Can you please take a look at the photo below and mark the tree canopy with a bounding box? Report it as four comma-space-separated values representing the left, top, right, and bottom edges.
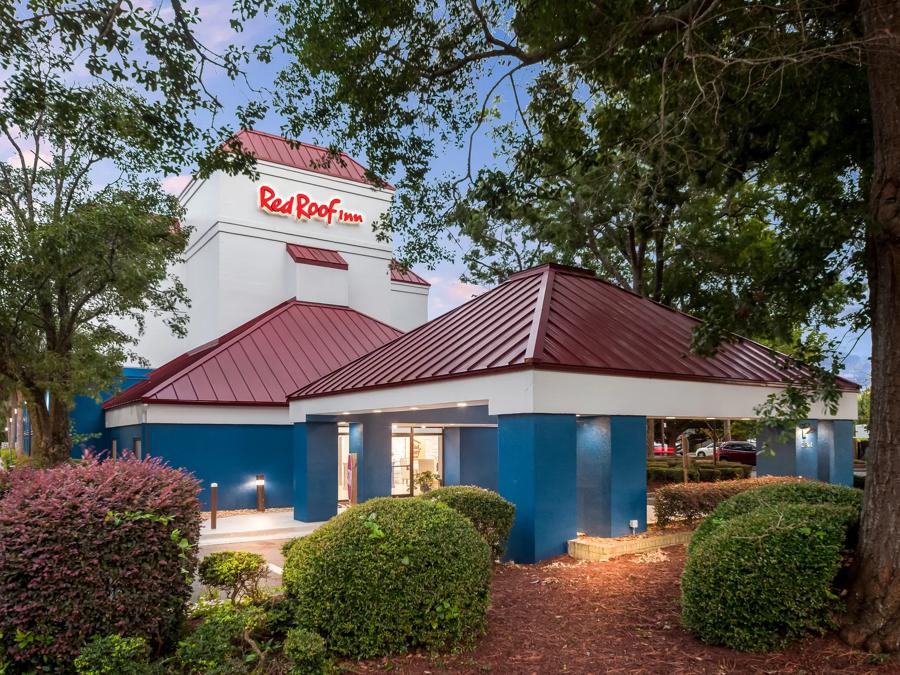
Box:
0, 1, 263, 465
239, 0, 900, 650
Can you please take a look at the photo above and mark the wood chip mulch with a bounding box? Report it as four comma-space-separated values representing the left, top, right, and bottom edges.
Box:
348, 546, 900, 674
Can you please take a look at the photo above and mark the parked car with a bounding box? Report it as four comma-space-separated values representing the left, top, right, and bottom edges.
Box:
691, 441, 714, 459
653, 442, 677, 456
718, 440, 758, 466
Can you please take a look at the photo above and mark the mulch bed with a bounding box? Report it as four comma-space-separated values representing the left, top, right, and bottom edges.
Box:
347, 546, 899, 674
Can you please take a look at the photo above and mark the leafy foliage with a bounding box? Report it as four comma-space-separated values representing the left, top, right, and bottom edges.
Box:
689, 481, 863, 553
654, 476, 802, 526
0, 1, 263, 464
282, 627, 332, 675
176, 601, 267, 675
421, 485, 516, 559
283, 497, 491, 658
199, 551, 269, 603
73, 635, 153, 675
0, 458, 200, 668
681, 502, 858, 651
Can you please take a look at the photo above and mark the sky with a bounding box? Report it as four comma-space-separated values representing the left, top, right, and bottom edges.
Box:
0, 1, 872, 386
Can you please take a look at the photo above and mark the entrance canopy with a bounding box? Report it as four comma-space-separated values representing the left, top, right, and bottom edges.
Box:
289, 264, 857, 422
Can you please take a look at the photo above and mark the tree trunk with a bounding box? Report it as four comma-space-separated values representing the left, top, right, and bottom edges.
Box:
841, 0, 900, 653
14, 390, 24, 457
26, 393, 71, 468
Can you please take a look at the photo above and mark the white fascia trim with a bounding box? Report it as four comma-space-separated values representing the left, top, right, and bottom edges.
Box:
531, 370, 858, 419
106, 404, 291, 427
290, 370, 533, 422
289, 368, 858, 422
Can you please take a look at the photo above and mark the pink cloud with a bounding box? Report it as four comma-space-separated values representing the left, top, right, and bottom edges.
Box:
161, 174, 192, 195
427, 276, 487, 318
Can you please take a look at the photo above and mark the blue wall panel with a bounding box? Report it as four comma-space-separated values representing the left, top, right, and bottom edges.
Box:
459, 427, 498, 491
577, 416, 647, 537
71, 368, 152, 458
498, 414, 577, 564
576, 416, 608, 534
442, 428, 461, 485
608, 416, 648, 536
145, 423, 293, 510
832, 420, 854, 487
294, 422, 338, 521
349, 415, 392, 502
757, 426, 798, 477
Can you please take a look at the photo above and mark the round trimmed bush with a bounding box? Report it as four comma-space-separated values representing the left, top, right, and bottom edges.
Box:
0, 458, 200, 668
690, 481, 862, 553
422, 486, 515, 559
283, 497, 491, 658
681, 502, 857, 652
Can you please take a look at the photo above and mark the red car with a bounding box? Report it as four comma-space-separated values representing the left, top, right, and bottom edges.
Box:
653, 442, 676, 456
718, 440, 757, 466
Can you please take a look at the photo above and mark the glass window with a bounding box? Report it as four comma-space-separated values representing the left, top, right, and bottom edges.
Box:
391, 426, 443, 496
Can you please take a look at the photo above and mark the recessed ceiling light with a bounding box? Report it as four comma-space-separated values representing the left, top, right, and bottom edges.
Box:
456, 402, 468, 407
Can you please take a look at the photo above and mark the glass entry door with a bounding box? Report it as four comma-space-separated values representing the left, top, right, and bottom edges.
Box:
391, 427, 443, 496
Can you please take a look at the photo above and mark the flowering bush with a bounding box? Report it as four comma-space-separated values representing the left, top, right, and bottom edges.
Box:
0, 457, 201, 668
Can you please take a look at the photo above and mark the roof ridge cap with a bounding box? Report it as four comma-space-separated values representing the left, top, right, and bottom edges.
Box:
524, 267, 555, 363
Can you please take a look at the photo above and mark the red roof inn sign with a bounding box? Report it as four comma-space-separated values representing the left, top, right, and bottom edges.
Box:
258, 185, 364, 225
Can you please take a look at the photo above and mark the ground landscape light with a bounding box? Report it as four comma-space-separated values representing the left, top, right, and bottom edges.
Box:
255, 477, 265, 487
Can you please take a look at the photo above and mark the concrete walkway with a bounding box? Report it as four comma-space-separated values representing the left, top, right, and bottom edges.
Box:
200, 511, 324, 547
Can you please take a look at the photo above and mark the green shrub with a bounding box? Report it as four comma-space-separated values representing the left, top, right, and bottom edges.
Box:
74, 635, 152, 675
283, 497, 491, 658
199, 551, 268, 602
655, 476, 802, 526
690, 481, 863, 552
283, 627, 331, 674
176, 602, 266, 674
422, 485, 515, 558
681, 503, 857, 651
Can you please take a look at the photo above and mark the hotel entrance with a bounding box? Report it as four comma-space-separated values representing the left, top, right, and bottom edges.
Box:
391, 426, 443, 496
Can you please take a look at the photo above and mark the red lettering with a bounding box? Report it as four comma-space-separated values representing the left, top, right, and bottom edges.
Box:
260, 186, 363, 225
258, 185, 294, 215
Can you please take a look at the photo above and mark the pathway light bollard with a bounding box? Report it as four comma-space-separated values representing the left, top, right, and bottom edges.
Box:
210, 483, 218, 530
256, 474, 265, 512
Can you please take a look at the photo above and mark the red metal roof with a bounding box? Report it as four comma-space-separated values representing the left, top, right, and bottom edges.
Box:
104, 300, 402, 409
228, 130, 393, 189
292, 263, 858, 400
389, 261, 430, 287
286, 244, 348, 270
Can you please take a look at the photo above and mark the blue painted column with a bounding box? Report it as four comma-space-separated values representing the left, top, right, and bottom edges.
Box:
349, 414, 392, 502
498, 414, 576, 563
293, 421, 338, 522
757, 421, 818, 480
577, 416, 647, 537
815, 420, 854, 486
